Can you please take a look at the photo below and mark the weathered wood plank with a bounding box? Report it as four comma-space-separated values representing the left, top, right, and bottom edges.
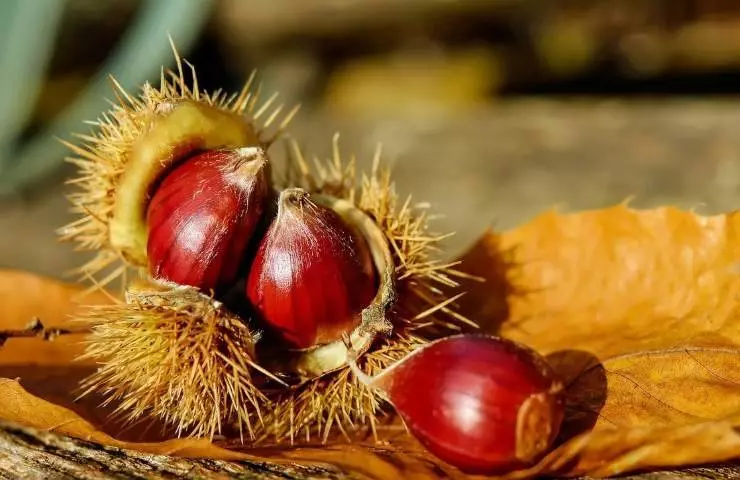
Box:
1, 419, 739, 479
0, 420, 343, 480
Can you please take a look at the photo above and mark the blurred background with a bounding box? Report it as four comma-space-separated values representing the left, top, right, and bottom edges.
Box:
3, 0, 740, 279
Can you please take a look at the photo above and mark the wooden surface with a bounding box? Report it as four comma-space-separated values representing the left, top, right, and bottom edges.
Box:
1, 419, 739, 479
0, 421, 343, 480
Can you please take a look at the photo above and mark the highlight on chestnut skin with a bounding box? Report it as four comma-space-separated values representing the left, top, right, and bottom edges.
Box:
247, 187, 377, 349
146, 146, 271, 294
348, 334, 565, 474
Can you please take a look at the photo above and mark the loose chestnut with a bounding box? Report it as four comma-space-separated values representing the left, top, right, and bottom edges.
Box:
247, 188, 377, 349
147, 146, 270, 293
348, 334, 565, 474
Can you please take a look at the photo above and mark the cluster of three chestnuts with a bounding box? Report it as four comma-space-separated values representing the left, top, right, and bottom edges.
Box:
145, 145, 565, 474
146, 146, 377, 350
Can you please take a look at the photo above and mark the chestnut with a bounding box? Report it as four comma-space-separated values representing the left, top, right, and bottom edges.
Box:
110, 100, 261, 266
247, 188, 377, 349
348, 334, 565, 474
147, 146, 270, 293
64, 48, 481, 443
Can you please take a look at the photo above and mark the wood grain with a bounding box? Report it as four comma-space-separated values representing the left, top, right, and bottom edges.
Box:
0, 419, 738, 479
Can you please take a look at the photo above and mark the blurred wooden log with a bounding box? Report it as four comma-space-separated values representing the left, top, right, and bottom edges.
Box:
213, 0, 740, 84
1, 419, 739, 479
0, 420, 340, 480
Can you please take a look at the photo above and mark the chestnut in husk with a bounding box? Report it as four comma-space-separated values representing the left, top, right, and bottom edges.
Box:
64, 50, 474, 447
147, 147, 271, 294
247, 187, 377, 348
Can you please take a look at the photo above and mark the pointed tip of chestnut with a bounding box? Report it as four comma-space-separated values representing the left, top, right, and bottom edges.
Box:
146, 148, 271, 293
225, 146, 271, 193
350, 334, 565, 475
233, 146, 268, 171
276, 187, 312, 218
279, 186, 308, 200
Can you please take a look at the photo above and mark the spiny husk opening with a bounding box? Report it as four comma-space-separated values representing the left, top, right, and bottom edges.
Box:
109, 106, 263, 267
77, 136, 474, 443
247, 136, 477, 443
282, 134, 477, 334
257, 333, 426, 445
77, 280, 267, 440
59, 45, 299, 292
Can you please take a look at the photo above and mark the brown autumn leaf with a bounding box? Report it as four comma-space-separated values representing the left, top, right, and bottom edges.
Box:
0, 269, 466, 479
3, 203, 740, 479
0, 269, 111, 328
458, 204, 740, 477
0, 269, 110, 366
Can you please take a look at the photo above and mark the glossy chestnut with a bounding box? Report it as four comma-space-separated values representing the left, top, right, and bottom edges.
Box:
349, 334, 565, 474
146, 147, 270, 293
246, 188, 377, 349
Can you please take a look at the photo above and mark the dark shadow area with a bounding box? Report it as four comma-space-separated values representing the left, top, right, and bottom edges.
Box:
504, 70, 740, 97
545, 350, 607, 445
455, 231, 517, 335
455, 230, 553, 337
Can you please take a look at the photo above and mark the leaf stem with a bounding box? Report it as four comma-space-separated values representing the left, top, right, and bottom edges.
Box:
0, 317, 89, 346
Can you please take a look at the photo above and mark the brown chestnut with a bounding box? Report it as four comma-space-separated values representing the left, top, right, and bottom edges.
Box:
348, 334, 565, 474
146, 146, 270, 293
246, 188, 377, 349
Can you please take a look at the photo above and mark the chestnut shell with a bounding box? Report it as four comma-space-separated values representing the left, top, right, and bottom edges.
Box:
371, 334, 565, 474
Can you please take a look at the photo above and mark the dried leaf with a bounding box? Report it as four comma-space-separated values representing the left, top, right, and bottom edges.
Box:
0, 269, 460, 479
459, 205, 740, 477
5, 204, 740, 479
0, 376, 461, 479
0, 377, 267, 460
0, 269, 110, 366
